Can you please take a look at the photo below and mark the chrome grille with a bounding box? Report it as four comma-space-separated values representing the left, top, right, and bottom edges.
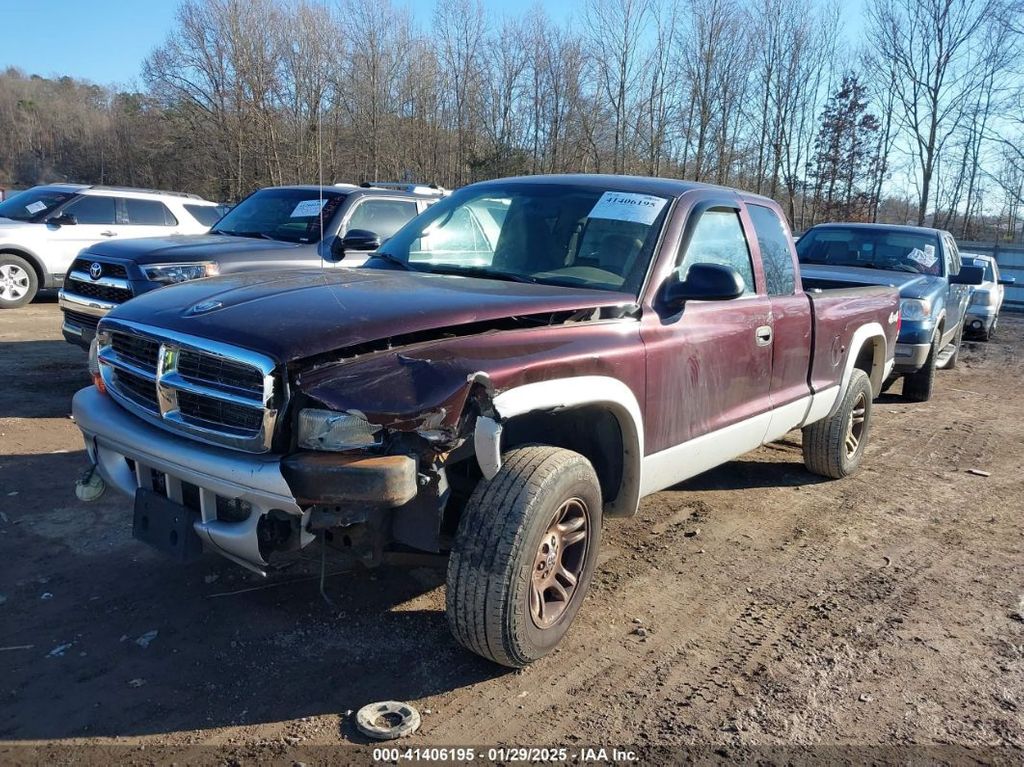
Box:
111, 333, 160, 369
97, 320, 280, 453
177, 349, 264, 396
65, 277, 132, 303
71, 258, 128, 278
177, 390, 264, 433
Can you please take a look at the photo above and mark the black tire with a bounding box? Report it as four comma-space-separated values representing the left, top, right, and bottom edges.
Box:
901, 332, 940, 402
0, 254, 39, 309
802, 369, 873, 479
941, 323, 963, 370
446, 445, 602, 668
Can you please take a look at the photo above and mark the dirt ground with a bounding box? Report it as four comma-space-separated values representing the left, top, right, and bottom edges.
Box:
1, 296, 1022, 763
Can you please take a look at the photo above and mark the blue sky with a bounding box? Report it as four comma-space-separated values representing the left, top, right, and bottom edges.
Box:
0, 0, 862, 87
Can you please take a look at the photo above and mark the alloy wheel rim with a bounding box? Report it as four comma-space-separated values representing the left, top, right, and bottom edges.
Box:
0, 264, 30, 301
529, 497, 590, 629
844, 392, 867, 459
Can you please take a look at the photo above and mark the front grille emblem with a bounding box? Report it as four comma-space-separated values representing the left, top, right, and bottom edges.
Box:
89, 262, 102, 280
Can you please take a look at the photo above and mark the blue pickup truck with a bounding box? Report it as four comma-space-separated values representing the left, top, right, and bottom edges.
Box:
797, 223, 982, 402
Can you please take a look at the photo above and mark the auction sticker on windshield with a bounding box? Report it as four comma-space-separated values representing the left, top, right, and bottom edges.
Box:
908, 247, 938, 269
290, 199, 327, 218
25, 200, 47, 215
588, 192, 666, 225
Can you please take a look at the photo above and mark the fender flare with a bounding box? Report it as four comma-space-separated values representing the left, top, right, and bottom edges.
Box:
473, 376, 645, 517
829, 322, 887, 417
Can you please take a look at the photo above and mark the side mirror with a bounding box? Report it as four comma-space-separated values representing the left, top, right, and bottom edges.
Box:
998, 277, 1015, 286
332, 228, 381, 260
47, 213, 77, 226
663, 263, 746, 308
950, 265, 984, 286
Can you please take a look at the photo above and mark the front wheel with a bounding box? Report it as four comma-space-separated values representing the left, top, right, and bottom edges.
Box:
446, 446, 602, 667
802, 369, 873, 479
0, 254, 38, 309
901, 332, 940, 402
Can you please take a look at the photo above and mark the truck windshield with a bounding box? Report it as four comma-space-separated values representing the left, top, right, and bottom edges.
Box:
796, 226, 943, 276
0, 188, 78, 222
211, 188, 346, 243
374, 183, 671, 293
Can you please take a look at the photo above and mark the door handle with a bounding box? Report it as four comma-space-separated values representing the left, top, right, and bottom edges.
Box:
755, 325, 772, 346
100, 230, 118, 237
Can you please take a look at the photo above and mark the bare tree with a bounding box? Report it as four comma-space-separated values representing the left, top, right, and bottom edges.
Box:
867, 0, 999, 226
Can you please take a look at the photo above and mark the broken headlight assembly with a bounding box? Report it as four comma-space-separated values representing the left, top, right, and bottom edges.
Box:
297, 408, 382, 452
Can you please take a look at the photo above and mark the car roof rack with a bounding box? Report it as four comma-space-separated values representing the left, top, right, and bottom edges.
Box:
358, 182, 451, 197
86, 185, 206, 200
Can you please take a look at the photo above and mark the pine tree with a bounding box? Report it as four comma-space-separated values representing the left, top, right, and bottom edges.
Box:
809, 74, 880, 223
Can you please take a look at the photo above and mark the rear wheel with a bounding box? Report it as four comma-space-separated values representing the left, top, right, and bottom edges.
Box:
802, 369, 873, 479
901, 332, 940, 402
446, 446, 602, 667
0, 254, 38, 309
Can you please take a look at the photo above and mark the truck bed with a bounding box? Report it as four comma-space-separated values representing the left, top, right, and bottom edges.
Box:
804, 282, 901, 396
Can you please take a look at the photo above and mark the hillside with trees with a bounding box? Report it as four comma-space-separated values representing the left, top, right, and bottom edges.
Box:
1, 0, 1021, 240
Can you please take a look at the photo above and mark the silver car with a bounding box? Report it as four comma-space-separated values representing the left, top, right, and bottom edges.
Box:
961, 253, 1014, 340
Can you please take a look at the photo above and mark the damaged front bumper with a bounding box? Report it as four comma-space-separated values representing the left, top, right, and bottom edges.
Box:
73, 386, 419, 573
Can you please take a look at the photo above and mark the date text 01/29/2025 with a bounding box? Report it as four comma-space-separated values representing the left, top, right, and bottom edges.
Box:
371, 747, 639, 762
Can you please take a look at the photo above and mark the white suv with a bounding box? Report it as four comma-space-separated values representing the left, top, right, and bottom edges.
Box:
0, 184, 223, 308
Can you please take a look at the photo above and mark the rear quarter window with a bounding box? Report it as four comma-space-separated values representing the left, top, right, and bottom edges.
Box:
748, 204, 796, 296
125, 198, 178, 226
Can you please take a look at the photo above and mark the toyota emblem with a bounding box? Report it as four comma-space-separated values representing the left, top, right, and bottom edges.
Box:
89, 262, 103, 280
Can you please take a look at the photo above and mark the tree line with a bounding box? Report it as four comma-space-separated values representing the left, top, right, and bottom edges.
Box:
1, 0, 1022, 240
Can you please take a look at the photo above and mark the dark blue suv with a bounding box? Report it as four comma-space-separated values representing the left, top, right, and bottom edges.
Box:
797, 223, 982, 402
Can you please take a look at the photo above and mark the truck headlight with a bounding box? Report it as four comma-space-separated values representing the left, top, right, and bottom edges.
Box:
142, 262, 219, 284
297, 408, 382, 451
899, 298, 932, 321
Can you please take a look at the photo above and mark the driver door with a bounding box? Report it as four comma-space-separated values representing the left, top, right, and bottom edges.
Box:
640, 201, 773, 490
942, 233, 969, 343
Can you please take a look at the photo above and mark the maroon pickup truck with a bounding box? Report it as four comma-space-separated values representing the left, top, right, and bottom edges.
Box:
73, 175, 900, 666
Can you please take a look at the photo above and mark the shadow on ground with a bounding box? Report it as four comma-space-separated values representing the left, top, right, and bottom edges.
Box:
0, 340, 90, 418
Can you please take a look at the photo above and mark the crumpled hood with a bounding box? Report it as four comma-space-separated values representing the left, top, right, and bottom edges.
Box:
104, 268, 634, 364
800, 264, 945, 300
83, 233, 306, 264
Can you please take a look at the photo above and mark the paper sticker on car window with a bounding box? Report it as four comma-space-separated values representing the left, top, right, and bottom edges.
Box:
25, 200, 47, 214
908, 247, 938, 268
588, 192, 666, 226
290, 199, 327, 218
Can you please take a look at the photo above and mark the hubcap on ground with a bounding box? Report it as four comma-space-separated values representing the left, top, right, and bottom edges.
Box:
844, 391, 867, 459
530, 497, 589, 629
0, 264, 30, 301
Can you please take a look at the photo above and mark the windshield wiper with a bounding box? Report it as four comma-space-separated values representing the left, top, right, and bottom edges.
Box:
369, 251, 413, 271
215, 230, 275, 240
424, 264, 538, 284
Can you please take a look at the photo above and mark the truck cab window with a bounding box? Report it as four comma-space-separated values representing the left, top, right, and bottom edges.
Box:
346, 199, 419, 239
748, 204, 796, 295
678, 209, 755, 294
